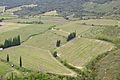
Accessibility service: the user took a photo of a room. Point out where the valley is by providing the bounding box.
[0,1,120,80]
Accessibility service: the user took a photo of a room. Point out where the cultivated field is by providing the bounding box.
[78,19,120,26]
[0,18,119,78]
[0,24,52,44]
[57,38,115,68]
[0,45,75,76]
[57,21,93,35]
[0,22,29,33]
[23,30,67,51]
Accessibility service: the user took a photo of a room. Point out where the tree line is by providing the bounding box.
[0,35,21,49]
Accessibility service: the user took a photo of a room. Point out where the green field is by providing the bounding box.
[5,16,67,25]
[78,19,120,26]
[0,18,119,79]
[57,38,115,68]
[57,21,93,35]
[23,30,67,51]
[0,24,53,44]
[0,61,11,75]
[0,22,29,33]
[0,45,75,76]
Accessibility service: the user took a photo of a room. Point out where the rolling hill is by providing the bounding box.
[0,1,120,79]
[0,0,120,19]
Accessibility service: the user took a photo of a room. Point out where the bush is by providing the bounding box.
[67,32,76,41]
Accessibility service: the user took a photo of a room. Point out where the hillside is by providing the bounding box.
[0,0,120,19]
[0,0,120,80]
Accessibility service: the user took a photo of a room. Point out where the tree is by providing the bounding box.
[11,72,14,80]
[20,56,22,67]
[4,39,9,48]
[12,37,17,46]
[8,38,13,47]
[53,51,58,58]
[7,54,9,62]
[0,44,4,48]
[56,40,61,47]
[67,32,76,41]
[17,35,21,45]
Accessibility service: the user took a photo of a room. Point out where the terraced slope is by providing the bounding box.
[95,49,120,80]
[0,45,75,76]
[57,38,115,68]
[82,24,120,45]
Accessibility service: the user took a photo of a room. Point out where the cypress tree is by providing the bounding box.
[7,54,9,62]
[56,40,61,47]
[8,38,12,47]
[17,35,21,45]
[20,56,22,67]
[11,72,14,80]
[4,39,9,48]
[12,37,17,46]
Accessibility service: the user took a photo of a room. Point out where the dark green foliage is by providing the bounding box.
[4,39,10,48]
[0,44,4,48]
[53,51,58,58]
[17,35,21,45]
[12,37,18,46]
[20,56,22,67]
[7,54,9,62]
[3,35,21,49]
[56,40,61,47]
[0,19,2,22]
[67,32,76,41]
[11,72,14,80]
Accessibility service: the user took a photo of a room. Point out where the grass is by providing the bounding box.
[0,22,29,33]
[56,19,120,37]
[0,61,11,75]
[0,24,53,44]
[79,19,120,26]
[94,49,120,80]
[23,30,67,51]
[0,18,119,78]
[82,25,120,45]
[57,21,92,36]
[0,45,75,76]
[6,16,67,25]
[57,37,115,68]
